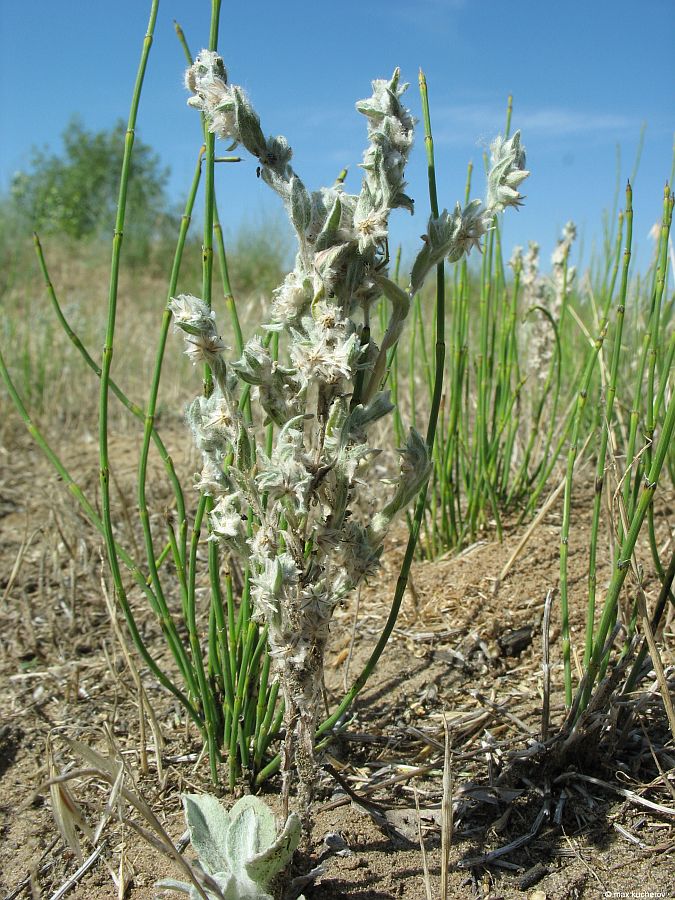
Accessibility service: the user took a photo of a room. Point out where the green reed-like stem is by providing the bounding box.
[187,494,220,781]
[559,316,609,706]
[254,678,281,774]
[33,232,187,539]
[584,183,633,672]
[622,189,673,528]
[175,19,249,416]
[96,0,195,742]
[580,385,675,714]
[643,188,673,572]
[138,147,204,579]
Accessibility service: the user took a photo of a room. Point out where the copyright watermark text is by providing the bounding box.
[603,893,667,899]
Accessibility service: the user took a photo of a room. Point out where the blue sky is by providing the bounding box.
[1,0,673,273]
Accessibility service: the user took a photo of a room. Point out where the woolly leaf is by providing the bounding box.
[345,392,394,441]
[314,194,343,251]
[233,87,266,158]
[182,793,231,876]
[244,811,302,886]
[225,796,277,876]
[289,176,312,234]
[154,879,194,896]
[373,272,409,321]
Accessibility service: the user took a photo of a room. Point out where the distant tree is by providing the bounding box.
[9,118,172,251]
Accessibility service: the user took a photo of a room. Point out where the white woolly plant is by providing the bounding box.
[513,222,577,382]
[172,51,529,818]
[157,794,302,900]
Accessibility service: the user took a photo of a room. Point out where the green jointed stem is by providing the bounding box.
[174,18,249,396]
[252,646,272,765]
[133,152,211,709]
[615,189,673,666]
[644,188,673,457]
[504,94,513,140]
[254,678,281,772]
[138,146,205,581]
[96,0,200,739]
[32,233,188,539]
[654,330,675,423]
[187,494,220,781]
[623,189,673,526]
[559,316,609,706]
[584,182,633,672]
[643,188,673,573]
[580,384,675,715]
[208,527,230,695]
[98,0,158,601]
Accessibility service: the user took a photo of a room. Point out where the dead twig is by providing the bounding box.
[48,841,107,900]
[440,713,453,898]
[554,772,675,818]
[457,802,550,868]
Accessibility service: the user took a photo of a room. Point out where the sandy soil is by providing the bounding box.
[0,423,673,900]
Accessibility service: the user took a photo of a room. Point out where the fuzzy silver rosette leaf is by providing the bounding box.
[156,794,302,900]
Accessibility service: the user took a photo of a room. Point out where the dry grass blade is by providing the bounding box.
[2,525,41,606]
[49,739,211,900]
[413,786,433,900]
[101,568,165,780]
[635,590,675,742]
[638,717,675,803]
[46,735,92,862]
[92,759,125,845]
[440,713,453,899]
[457,803,550,868]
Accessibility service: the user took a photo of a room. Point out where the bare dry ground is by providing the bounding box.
[1,421,673,900]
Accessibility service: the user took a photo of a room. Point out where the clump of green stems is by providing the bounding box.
[0,0,529,804]
[397,155,674,723]
[0,1,276,790]
[386,108,542,557]
[576,182,674,719]
[397,131,668,566]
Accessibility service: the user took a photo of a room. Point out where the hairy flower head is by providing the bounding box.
[271,270,313,324]
[184,50,239,143]
[486,131,529,212]
[169,293,216,335]
[289,318,359,387]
